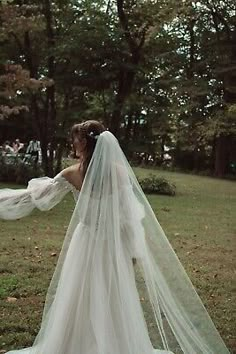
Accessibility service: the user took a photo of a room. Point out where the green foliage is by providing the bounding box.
[138,174,176,196]
[0,155,43,184]
[0,0,235,177]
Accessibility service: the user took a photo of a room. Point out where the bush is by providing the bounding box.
[0,155,43,185]
[138,174,176,196]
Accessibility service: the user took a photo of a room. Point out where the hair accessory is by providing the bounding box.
[88,131,99,140]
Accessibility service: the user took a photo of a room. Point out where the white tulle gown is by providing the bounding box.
[0,131,229,354]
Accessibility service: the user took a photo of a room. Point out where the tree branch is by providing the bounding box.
[116,0,137,54]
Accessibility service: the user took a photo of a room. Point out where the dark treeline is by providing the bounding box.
[0,0,235,177]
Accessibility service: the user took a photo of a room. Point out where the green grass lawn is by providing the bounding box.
[0,167,235,353]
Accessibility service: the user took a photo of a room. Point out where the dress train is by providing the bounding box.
[6,222,174,354]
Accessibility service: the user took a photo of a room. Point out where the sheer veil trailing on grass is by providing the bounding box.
[0,131,229,354]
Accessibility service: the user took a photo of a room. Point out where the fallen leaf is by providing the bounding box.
[6,297,17,303]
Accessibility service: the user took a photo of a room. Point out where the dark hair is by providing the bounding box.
[71,120,106,178]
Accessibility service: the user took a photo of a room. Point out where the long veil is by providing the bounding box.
[29,131,229,354]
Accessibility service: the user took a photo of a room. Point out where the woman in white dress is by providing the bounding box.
[0,120,230,354]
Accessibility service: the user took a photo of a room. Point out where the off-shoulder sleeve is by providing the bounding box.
[0,173,74,220]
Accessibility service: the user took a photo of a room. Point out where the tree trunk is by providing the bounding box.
[210,136,216,174]
[24,30,51,175]
[111,68,136,137]
[160,135,167,164]
[55,141,65,173]
[214,135,228,177]
[125,112,133,142]
[41,140,50,175]
[112,0,146,137]
[44,0,56,177]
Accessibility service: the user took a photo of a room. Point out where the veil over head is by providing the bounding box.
[28,131,228,354]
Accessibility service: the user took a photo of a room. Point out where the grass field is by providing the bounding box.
[0,167,235,353]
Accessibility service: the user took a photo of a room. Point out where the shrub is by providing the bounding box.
[138,174,176,196]
[0,154,43,185]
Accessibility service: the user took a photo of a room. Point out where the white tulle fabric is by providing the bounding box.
[0,131,229,354]
[0,173,75,220]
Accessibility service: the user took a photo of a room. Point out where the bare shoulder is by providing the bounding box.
[61,163,82,190]
[61,163,80,177]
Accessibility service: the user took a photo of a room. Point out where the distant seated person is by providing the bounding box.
[3,141,14,154]
[13,138,24,154]
[26,138,41,164]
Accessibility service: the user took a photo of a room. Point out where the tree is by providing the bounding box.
[0,0,235,178]
[162,0,236,175]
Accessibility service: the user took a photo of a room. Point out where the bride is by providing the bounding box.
[0,120,230,354]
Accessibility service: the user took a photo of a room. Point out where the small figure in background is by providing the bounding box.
[3,140,14,154]
[13,138,24,154]
[26,138,41,164]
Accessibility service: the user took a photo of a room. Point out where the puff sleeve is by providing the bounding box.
[0,173,74,220]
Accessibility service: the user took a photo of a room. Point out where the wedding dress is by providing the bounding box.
[0,131,229,354]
